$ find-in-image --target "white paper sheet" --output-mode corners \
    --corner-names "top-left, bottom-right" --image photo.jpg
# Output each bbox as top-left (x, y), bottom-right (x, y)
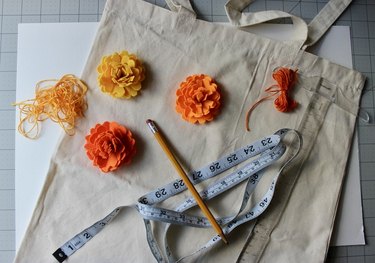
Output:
top-left (15, 22), bottom-right (98, 249)
top-left (309, 26), bottom-right (365, 246)
top-left (15, 23), bottom-right (365, 250)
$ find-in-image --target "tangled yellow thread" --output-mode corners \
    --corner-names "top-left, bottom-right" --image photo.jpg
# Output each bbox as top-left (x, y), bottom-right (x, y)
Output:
top-left (13, 74), bottom-right (88, 139)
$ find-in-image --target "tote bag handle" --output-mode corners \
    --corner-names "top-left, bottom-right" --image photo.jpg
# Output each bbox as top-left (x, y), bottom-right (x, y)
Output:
top-left (305, 0), bottom-right (352, 47)
top-left (164, 0), bottom-right (306, 49)
top-left (224, 0), bottom-right (353, 50)
top-left (164, 0), bottom-right (352, 50)
top-left (164, 0), bottom-right (196, 17)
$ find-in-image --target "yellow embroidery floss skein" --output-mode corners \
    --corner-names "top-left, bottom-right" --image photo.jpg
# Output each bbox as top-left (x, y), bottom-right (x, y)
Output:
top-left (13, 74), bottom-right (88, 139)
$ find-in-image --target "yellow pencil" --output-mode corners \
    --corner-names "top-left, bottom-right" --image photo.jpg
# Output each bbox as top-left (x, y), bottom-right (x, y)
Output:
top-left (146, 119), bottom-right (228, 244)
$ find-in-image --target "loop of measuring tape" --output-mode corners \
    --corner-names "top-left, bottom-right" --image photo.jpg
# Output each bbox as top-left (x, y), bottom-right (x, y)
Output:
top-left (53, 128), bottom-right (301, 263)
top-left (157, 130), bottom-right (299, 262)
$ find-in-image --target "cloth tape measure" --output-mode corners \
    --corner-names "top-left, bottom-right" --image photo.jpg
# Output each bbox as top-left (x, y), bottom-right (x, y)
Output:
top-left (53, 128), bottom-right (301, 263)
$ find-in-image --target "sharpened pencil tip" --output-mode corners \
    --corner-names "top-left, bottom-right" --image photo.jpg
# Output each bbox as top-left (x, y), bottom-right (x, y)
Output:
top-left (221, 234), bottom-right (229, 245)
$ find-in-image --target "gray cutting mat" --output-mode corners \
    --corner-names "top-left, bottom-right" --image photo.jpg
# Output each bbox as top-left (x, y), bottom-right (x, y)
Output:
top-left (0, 0), bottom-right (374, 262)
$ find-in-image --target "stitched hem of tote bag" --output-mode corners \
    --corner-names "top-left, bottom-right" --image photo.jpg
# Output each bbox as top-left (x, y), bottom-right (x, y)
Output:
top-left (241, 69), bottom-right (364, 262)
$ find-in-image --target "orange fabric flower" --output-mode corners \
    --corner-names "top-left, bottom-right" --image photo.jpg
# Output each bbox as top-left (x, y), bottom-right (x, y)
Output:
top-left (175, 74), bottom-right (221, 124)
top-left (84, 121), bottom-right (136, 173)
top-left (97, 51), bottom-right (145, 99)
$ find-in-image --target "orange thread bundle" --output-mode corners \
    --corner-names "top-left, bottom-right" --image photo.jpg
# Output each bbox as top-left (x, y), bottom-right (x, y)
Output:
top-left (246, 67), bottom-right (298, 131)
top-left (14, 74), bottom-right (88, 139)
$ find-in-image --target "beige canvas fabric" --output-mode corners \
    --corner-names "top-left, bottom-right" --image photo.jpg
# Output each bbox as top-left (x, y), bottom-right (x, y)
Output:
top-left (14, 0), bottom-right (364, 263)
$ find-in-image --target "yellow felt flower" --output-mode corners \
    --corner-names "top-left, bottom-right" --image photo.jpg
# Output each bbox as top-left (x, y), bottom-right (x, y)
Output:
top-left (97, 51), bottom-right (145, 99)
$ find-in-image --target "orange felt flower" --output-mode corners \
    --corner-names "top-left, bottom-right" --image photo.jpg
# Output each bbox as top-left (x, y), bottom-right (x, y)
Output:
top-left (84, 121), bottom-right (136, 173)
top-left (97, 51), bottom-right (145, 99)
top-left (175, 74), bottom-right (221, 124)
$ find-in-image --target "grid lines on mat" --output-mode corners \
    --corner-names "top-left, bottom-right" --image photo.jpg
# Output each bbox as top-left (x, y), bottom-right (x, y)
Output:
top-left (0, 1), bottom-right (375, 263)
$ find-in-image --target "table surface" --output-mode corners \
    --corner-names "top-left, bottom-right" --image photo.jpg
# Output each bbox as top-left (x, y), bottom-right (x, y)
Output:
top-left (0, 1), bottom-right (374, 263)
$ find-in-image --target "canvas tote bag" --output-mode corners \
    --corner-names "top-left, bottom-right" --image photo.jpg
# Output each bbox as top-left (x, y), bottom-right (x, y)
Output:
top-left (14, 0), bottom-right (365, 262)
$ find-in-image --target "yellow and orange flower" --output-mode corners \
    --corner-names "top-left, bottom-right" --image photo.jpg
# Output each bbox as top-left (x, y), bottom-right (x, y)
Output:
top-left (97, 51), bottom-right (145, 99)
top-left (176, 74), bottom-right (221, 124)
top-left (84, 121), bottom-right (136, 173)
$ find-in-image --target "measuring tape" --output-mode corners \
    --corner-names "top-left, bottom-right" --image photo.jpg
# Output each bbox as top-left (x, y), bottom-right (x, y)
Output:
top-left (53, 128), bottom-right (301, 263)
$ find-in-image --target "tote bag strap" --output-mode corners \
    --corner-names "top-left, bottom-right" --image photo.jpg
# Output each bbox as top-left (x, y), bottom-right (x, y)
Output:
top-left (164, 0), bottom-right (196, 17)
top-left (225, 0), bottom-right (308, 49)
top-left (305, 0), bottom-right (352, 47)
top-left (224, 0), bottom-right (352, 50)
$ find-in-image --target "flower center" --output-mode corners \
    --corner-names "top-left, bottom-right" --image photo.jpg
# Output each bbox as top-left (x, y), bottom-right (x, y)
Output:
top-left (116, 68), bottom-right (126, 79)
top-left (117, 67), bottom-right (128, 80)
top-left (99, 140), bottom-right (113, 159)
top-left (195, 91), bottom-right (206, 102)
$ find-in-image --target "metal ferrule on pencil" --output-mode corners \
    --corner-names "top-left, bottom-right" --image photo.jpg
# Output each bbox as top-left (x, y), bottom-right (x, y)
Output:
top-left (146, 119), bottom-right (158, 134)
